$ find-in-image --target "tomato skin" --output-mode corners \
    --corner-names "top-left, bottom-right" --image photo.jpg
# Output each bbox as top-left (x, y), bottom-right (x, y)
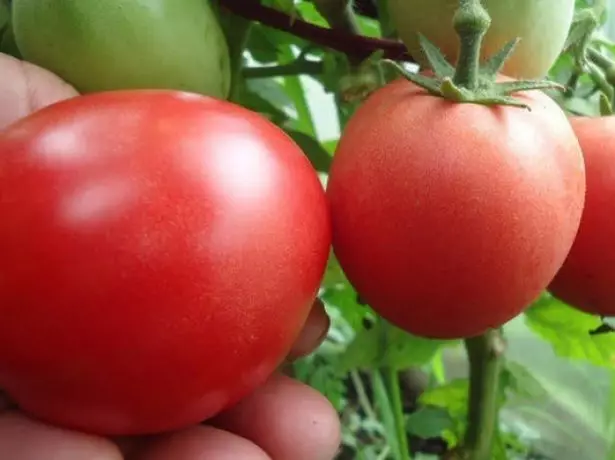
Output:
top-left (388, 0), bottom-right (575, 79)
top-left (549, 117), bottom-right (615, 316)
top-left (327, 79), bottom-right (585, 339)
top-left (0, 91), bottom-right (331, 435)
top-left (13, 0), bottom-right (231, 98)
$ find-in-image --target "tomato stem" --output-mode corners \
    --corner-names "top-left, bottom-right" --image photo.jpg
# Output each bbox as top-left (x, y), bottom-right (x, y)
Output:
top-left (451, 0), bottom-right (491, 89)
top-left (462, 329), bottom-right (505, 460)
top-left (384, 366), bottom-right (411, 460)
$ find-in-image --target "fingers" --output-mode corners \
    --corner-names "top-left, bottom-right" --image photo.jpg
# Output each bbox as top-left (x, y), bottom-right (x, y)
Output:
top-left (212, 374), bottom-right (341, 460)
top-left (132, 426), bottom-right (270, 460)
top-left (287, 298), bottom-right (330, 361)
top-left (0, 52), bottom-right (77, 129)
top-left (0, 411), bottom-right (123, 460)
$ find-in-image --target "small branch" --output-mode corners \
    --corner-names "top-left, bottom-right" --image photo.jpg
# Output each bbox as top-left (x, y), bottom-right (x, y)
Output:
top-left (313, 0), bottom-right (361, 34)
top-left (385, 366), bottom-right (411, 460)
top-left (243, 60), bottom-right (324, 79)
top-left (452, 0), bottom-right (491, 89)
top-left (218, 0), bottom-right (413, 62)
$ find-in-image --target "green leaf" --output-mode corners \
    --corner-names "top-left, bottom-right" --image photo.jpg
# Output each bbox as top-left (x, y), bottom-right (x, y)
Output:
top-left (419, 379), bottom-right (469, 419)
top-left (501, 360), bottom-right (547, 399)
top-left (406, 406), bottom-right (455, 438)
top-left (337, 320), bottom-right (453, 372)
top-left (284, 129), bottom-right (332, 172)
top-left (524, 295), bottom-right (615, 368)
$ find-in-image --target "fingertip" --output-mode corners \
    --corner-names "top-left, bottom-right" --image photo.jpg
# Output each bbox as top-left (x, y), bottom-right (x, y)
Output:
top-left (287, 298), bottom-right (330, 360)
top-left (214, 374), bottom-right (341, 460)
top-left (0, 411), bottom-right (123, 460)
top-left (133, 425), bottom-right (271, 460)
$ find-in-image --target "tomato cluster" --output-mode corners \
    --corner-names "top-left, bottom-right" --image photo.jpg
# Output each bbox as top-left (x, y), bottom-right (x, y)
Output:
top-left (0, 0), bottom-right (612, 440)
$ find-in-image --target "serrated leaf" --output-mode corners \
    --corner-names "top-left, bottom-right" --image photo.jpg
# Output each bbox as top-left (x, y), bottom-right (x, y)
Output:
top-left (406, 406), bottom-right (455, 438)
top-left (419, 379), bottom-right (469, 418)
top-left (337, 320), bottom-right (452, 372)
top-left (524, 295), bottom-right (615, 368)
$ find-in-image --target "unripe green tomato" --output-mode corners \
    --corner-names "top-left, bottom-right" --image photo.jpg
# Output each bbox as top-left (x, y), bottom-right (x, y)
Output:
top-left (12, 0), bottom-right (231, 99)
top-left (388, 0), bottom-right (575, 79)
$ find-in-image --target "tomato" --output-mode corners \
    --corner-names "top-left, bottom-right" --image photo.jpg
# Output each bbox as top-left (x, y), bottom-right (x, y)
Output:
top-left (326, 79), bottom-right (585, 339)
top-left (549, 116), bottom-right (615, 316)
top-left (0, 90), bottom-right (331, 435)
top-left (12, 0), bottom-right (230, 98)
top-left (388, 0), bottom-right (575, 79)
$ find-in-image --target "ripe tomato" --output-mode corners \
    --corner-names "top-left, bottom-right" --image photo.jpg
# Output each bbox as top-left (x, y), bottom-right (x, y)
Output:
top-left (327, 79), bottom-right (585, 339)
top-left (12, 0), bottom-right (231, 98)
top-left (0, 90), bottom-right (331, 435)
top-left (388, 0), bottom-right (575, 79)
top-left (549, 116), bottom-right (615, 316)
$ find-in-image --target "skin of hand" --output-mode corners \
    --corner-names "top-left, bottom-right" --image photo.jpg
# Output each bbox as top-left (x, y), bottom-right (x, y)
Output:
top-left (0, 52), bottom-right (341, 460)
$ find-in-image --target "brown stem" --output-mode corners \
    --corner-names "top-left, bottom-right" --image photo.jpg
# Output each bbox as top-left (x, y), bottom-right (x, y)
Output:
top-left (217, 0), bottom-right (414, 62)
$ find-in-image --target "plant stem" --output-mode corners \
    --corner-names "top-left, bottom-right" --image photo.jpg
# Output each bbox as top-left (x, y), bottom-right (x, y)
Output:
top-left (462, 329), bottom-right (505, 460)
top-left (242, 60), bottom-right (324, 79)
top-left (218, 0), bottom-right (413, 62)
top-left (452, 0), bottom-right (491, 89)
top-left (384, 366), bottom-right (411, 460)
top-left (217, 10), bottom-right (253, 102)
top-left (588, 47), bottom-right (615, 73)
top-left (350, 370), bottom-right (378, 422)
top-left (312, 0), bottom-right (361, 35)
top-left (371, 370), bottom-right (402, 458)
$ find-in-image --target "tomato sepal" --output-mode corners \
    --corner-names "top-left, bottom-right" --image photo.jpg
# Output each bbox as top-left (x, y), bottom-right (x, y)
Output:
top-left (383, 0), bottom-right (564, 109)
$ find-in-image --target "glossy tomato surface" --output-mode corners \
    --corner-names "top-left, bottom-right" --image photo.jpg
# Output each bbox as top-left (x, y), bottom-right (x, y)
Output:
top-left (0, 90), bottom-right (331, 435)
top-left (327, 79), bottom-right (585, 339)
top-left (549, 116), bottom-right (615, 316)
top-left (388, 0), bottom-right (574, 79)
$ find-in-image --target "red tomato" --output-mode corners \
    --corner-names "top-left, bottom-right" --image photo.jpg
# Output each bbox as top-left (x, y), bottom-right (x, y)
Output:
top-left (0, 90), bottom-right (331, 435)
top-left (549, 116), bottom-right (615, 316)
top-left (327, 79), bottom-right (586, 339)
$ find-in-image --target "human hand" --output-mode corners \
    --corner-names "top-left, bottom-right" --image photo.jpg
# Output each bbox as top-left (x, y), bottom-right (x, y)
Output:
top-left (0, 52), bottom-right (341, 460)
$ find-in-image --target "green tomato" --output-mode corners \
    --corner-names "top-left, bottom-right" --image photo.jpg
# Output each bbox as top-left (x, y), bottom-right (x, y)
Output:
top-left (12, 0), bottom-right (231, 99)
top-left (1, 22), bottom-right (21, 60)
top-left (388, 0), bottom-right (575, 79)
top-left (0, 1), bottom-right (8, 33)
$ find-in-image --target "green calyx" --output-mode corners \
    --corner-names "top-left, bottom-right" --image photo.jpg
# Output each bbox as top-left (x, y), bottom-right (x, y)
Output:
top-left (382, 0), bottom-right (563, 110)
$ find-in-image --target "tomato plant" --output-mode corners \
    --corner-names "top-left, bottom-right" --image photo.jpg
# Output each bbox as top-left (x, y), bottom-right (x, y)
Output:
top-left (549, 116), bottom-right (615, 316)
top-left (387, 0), bottom-right (575, 79)
top-left (0, 90), bottom-right (331, 435)
top-left (4, 0), bottom-right (615, 459)
top-left (12, 0), bottom-right (231, 98)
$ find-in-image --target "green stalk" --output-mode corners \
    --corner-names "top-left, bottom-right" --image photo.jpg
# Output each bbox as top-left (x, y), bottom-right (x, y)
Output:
top-left (372, 370), bottom-right (402, 458)
top-left (217, 11), bottom-right (253, 102)
top-left (451, 0), bottom-right (491, 89)
top-left (384, 366), bottom-right (411, 460)
top-left (462, 329), bottom-right (505, 460)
